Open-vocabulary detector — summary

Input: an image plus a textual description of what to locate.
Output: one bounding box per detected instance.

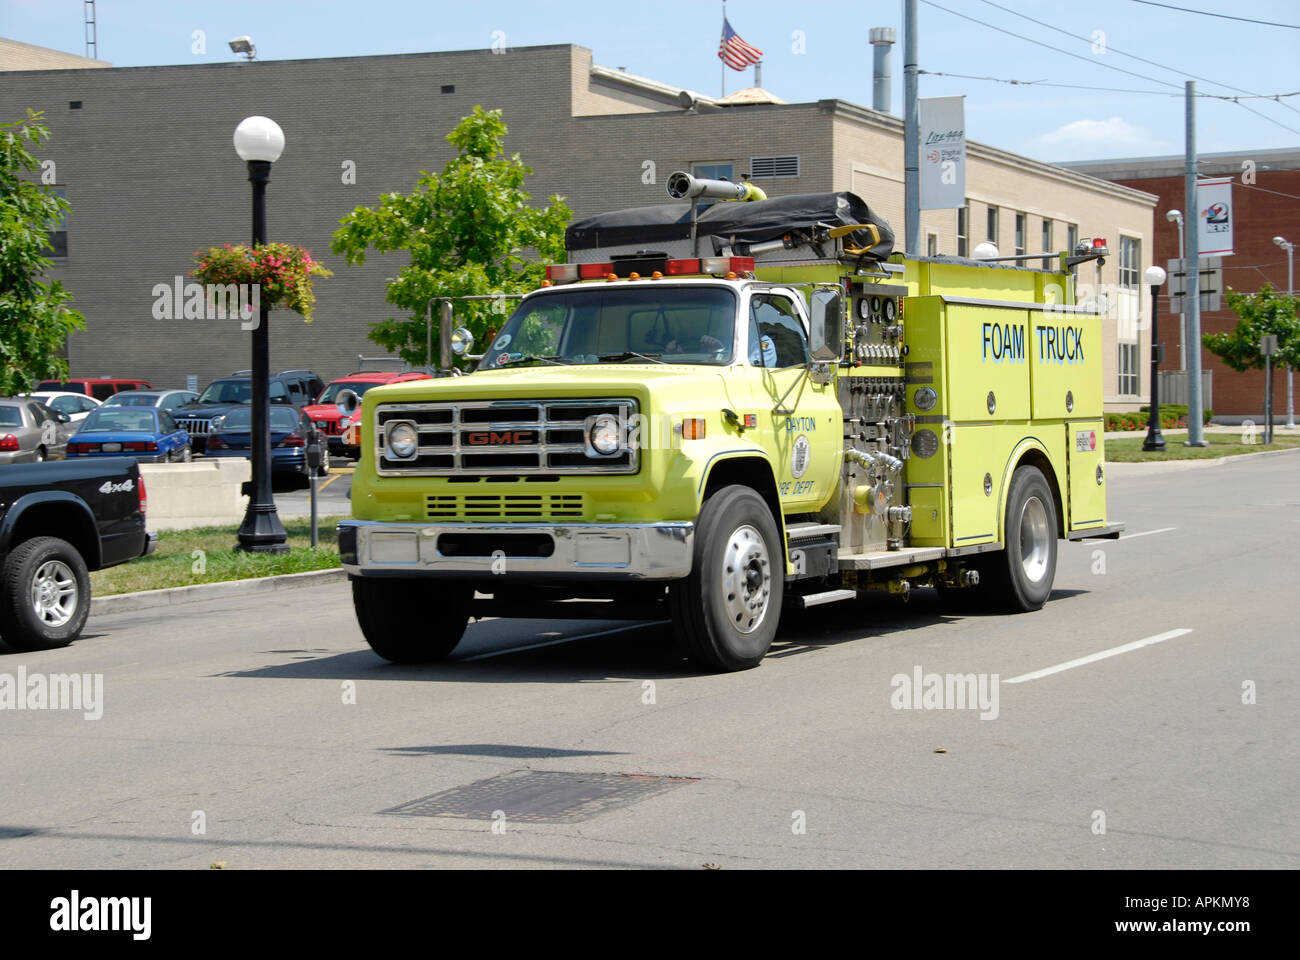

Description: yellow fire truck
[337,174,1121,671]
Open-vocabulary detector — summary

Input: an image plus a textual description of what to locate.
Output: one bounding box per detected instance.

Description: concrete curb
[90,566,346,617]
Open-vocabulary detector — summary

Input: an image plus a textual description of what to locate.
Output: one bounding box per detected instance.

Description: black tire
[0,536,91,651]
[669,485,783,671]
[980,466,1058,612]
[351,576,470,663]
[34,446,46,463]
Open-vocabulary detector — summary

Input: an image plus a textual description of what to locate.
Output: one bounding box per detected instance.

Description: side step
[787,588,858,610]
[787,522,841,541]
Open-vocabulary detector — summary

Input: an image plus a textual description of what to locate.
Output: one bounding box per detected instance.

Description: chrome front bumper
[339,519,694,580]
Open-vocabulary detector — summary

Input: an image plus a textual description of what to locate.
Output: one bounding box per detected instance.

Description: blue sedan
[66,406,191,462]
[204,406,313,485]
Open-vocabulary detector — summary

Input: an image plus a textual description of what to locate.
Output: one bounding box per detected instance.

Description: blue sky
[5,0,1299,161]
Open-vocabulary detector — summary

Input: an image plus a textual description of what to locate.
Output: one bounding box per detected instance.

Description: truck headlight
[385,421,419,459]
[588,414,621,455]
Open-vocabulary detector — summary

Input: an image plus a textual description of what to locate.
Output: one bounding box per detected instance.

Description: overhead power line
[1130,0,1300,30]
[979,0,1297,111]
[917,0,1183,90]
[918,70,1178,97]
[922,0,1300,136]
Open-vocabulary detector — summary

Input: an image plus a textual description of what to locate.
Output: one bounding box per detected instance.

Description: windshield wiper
[597,351,666,364]
[498,354,567,366]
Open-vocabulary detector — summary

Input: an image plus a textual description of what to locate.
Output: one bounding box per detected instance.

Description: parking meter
[306,427,324,470]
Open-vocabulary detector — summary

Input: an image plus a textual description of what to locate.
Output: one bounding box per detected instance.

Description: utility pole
[903,0,920,258]
[1184,81,1208,446]
[1275,236,1295,429]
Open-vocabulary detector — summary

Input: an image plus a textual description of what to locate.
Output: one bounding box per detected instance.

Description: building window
[1119,236,1141,290]
[986,205,999,243]
[1118,342,1140,396]
[1015,213,1026,256]
[957,203,969,258]
[48,186,68,260]
[1041,219,1054,269]
[692,163,733,209]
[927,233,938,257]
[749,156,799,179]
[1067,223,1078,253]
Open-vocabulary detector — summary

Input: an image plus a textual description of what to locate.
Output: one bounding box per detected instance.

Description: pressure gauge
[883,299,897,322]
[870,296,882,316]
[857,298,872,320]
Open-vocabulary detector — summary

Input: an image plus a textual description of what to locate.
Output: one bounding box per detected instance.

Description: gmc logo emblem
[465,430,537,446]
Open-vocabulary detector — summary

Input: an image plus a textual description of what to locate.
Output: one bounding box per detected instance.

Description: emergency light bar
[545,256,755,283]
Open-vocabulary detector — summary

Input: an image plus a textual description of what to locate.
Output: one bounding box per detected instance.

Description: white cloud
[1034,117,1169,160]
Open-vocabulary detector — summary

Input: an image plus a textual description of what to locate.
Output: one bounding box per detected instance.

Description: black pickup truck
[0,458,156,650]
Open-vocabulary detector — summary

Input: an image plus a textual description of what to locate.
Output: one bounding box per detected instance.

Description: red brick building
[1064,148,1299,422]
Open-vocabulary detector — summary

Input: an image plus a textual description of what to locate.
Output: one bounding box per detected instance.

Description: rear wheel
[0,536,90,651]
[669,485,783,671]
[351,576,470,663]
[34,446,46,463]
[979,465,1058,612]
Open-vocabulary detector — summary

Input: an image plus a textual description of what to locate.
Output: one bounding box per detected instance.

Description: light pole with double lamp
[1143,265,1168,452]
[1273,236,1295,429]
[233,115,289,554]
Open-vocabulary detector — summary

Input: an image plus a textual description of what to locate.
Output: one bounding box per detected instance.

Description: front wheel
[980,465,1058,612]
[351,576,470,663]
[669,485,783,671]
[0,536,91,650]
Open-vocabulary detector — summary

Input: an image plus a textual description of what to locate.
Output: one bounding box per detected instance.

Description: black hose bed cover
[565,192,895,260]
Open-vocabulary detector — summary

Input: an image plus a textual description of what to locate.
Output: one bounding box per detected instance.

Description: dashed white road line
[1004,628,1194,684]
[1120,527,1177,540]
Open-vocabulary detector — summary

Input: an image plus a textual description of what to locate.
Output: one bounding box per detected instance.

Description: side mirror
[56,412,71,424]
[809,289,843,362]
[335,388,361,420]
[450,327,474,356]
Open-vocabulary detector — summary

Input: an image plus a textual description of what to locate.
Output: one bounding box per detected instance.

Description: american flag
[718,18,763,71]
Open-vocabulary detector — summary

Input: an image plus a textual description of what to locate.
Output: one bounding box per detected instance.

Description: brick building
[1064,148,1300,421]
[2,41,1155,407]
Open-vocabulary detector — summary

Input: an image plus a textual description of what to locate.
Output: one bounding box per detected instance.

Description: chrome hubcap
[1019,496,1051,583]
[721,524,771,633]
[32,560,77,628]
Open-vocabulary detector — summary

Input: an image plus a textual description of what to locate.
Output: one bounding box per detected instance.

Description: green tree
[1204,283,1300,373]
[0,110,86,394]
[331,106,571,367]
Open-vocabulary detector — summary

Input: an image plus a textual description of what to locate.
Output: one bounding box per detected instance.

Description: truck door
[746,292,839,513]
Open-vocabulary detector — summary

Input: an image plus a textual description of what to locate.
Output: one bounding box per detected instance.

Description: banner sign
[1196,177,1234,257]
[919,96,966,211]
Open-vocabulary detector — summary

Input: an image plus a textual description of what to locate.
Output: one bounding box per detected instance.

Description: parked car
[305,370,433,459]
[36,377,152,401]
[0,458,155,650]
[173,369,323,454]
[27,391,101,423]
[204,405,314,485]
[100,389,199,412]
[66,406,191,463]
[0,398,74,463]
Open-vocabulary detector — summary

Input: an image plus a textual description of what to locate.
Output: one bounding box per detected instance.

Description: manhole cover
[382,770,696,824]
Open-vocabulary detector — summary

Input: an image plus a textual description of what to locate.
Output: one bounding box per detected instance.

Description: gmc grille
[374,399,638,477]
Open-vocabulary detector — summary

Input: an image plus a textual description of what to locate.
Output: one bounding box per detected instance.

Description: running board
[1067,522,1124,541]
[786,522,841,541]
[838,546,946,571]
[788,589,858,610]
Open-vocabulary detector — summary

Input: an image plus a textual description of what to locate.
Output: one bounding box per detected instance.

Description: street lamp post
[1143,265,1168,452]
[233,116,289,554]
[1273,236,1295,429]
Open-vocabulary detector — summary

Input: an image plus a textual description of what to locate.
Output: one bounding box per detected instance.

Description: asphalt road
[1,452,1296,869]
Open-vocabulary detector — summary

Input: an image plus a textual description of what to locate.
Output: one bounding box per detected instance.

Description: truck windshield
[478,287,738,369]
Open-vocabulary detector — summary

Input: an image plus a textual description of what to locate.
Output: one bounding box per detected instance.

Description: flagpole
[721,2,726,98]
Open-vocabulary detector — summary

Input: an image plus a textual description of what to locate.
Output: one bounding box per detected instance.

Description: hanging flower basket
[191,242,333,322]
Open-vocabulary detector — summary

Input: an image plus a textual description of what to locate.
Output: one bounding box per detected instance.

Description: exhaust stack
[869,27,896,114]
